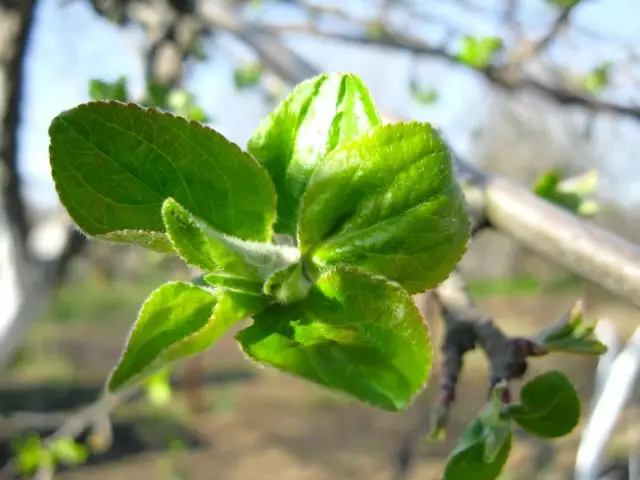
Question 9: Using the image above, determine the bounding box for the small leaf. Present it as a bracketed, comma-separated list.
[107, 282, 265, 392]
[162, 198, 299, 278]
[144, 368, 173, 407]
[233, 62, 262, 89]
[166, 89, 209, 123]
[50, 437, 89, 466]
[506, 370, 581, 438]
[49, 102, 277, 251]
[583, 62, 612, 95]
[535, 301, 607, 355]
[236, 267, 432, 411]
[248, 73, 381, 236]
[410, 80, 439, 105]
[144, 81, 171, 109]
[263, 263, 312, 304]
[298, 122, 469, 294]
[89, 77, 128, 101]
[444, 385, 512, 480]
[545, 0, 580, 8]
[457, 36, 502, 69]
[13, 436, 53, 475]
[533, 169, 599, 218]
[444, 417, 512, 480]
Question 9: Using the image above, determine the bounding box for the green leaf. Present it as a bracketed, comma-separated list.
[107, 282, 265, 392]
[444, 418, 512, 480]
[444, 384, 512, 480]
[203, 273, 264, 296]
[162, 198, 299, 278]
[50, 437, 89, 466]
[89, 77, 128, 101]
[298, 122, 469, 294]
[13, 435, 54, 475]
[457, 36, 502, 69]
[535, 302, 607, 355]
[236, 267, 432, 411]
[533, 169, 599, 217]
[410, 80, 439, 105]
[166, 89, 209, 123]
[248, 73, 381, 236]
[143, 81, 171, 109]
[583, 62, 612, 96]
[263, 263, 312, 304]
[233, 62, 263, 89]
[506, 370, 581, 438]
[144, 368, 173, 407]
[545, 0, 580, 8]
[49, 102, 276, 251]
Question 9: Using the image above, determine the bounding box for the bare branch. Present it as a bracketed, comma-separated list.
[484, 176, 640, 309]
[529, 2, 579, 57]
[247, 20, 640, 121]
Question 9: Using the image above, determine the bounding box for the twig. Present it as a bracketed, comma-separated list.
[0, 391, 132, 480]
[392, 270, 543, 480]
[247, 20, 640, 122]
[529, 2, 580, 57]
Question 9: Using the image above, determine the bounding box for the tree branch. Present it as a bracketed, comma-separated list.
[249, 20, 640, 121]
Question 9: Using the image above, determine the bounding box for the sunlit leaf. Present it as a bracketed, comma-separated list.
[237, 267, 432, 411]
[248, 72, 381, 236]
[107, 282, 265, 392]
[49, 102, 276, 251]
[535, 302, 607, 355]
[457, 36, 502, 69]
[298, 122, 469, 294]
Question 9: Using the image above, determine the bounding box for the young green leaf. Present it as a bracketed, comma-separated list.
[236, 267, 432, 411]
[583, 62, 612, 96]
[262, 263, 312, 304]
[444, 384, 512, 480]
[248, 73, 381, 236]
[535, 302, 607, 355]
[166, 89, 209, 123]
[89, 77, 128, 101]
[13, 435, 54, 475]
[443, 417, 512, 480]
[533, 169, 599, 218]
[545, 0, 580, 8]
[203, 273, 264, 296]
[162, 198, 300, 278]
[298, 122, 469, 294]
[50, 437, 89, 467]
[107, 282, 265, 392]
[457, 36, 502, 69]
[234, 62, 263, 89]
[506, 370, 581, 438]
[49, 102, 276, 252]
[144, 368, 173, 407]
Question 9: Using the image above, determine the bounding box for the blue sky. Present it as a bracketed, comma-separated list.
[18, 0, 640, 208]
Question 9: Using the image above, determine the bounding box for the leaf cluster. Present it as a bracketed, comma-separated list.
[49, 73, 470, 410]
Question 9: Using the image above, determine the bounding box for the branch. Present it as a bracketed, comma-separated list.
[0, 391, 131, 480]
[483, 175, 640, 309]
[250, 21, 640, 122]
[394, 270, 547, 480]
